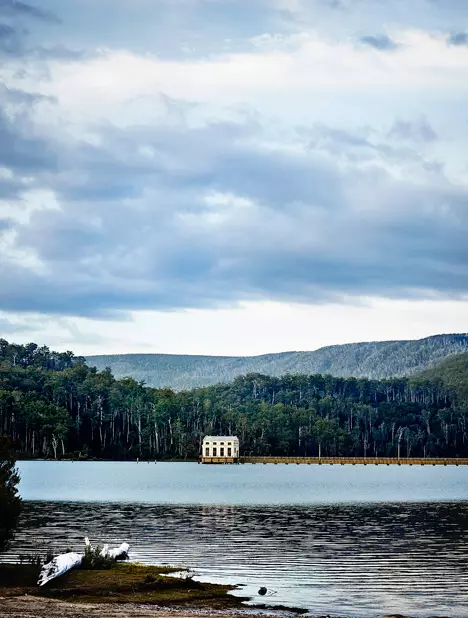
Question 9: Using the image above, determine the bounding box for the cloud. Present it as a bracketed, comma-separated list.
[0, 20, 84, 60]
[40, 30, 468, 131]
[448, 32, 468, 46]
[0, 217, 12, 230]
[0, 315, 37, 334]
[0, 85, 57, 199]
[0, 1, 82, 62]
[0, 102, 466, 318]
[359, 35, 399, 51]
[0, 21, 23, 54]
[0, 104, 57, 172]
[388, 117, 438, 143]
[32, 44, 86, 60]
[0, 2, 467, 325]
[0, 0, 60, 23]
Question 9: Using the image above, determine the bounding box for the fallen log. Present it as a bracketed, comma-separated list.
[37, 552, 83, 586]
[37, 539, 130, 586]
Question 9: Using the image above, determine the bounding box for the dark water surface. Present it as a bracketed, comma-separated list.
[8, 461, 468, 617]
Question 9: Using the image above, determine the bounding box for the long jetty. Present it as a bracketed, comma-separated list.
[239, 456, 468, 466]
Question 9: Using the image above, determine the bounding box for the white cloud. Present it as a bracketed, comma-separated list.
[1, 2, 468, 355]
[14, 29, 465, 131]
[3, 298, 468, 356]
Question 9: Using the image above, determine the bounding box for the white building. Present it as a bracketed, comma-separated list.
[202, 436, 239, 463]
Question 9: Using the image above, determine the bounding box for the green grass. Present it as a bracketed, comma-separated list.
[0, 563, 247, 608]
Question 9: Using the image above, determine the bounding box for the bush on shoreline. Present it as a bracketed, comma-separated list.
[81, 545, 115, 570]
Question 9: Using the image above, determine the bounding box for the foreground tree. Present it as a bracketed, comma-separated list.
[0, 436, 22, 551]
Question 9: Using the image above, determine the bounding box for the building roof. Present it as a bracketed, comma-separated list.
[203, 436, 239, 441]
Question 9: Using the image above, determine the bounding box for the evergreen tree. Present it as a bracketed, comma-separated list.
[0, 436, 22, 552]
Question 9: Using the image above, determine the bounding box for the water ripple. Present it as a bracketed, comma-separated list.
[5, 501, 468, 618]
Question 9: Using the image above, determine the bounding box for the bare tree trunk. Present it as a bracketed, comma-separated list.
[51, 434, 58, 459]
[154, 424, 160, 454]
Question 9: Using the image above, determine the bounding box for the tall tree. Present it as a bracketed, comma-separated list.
[0, 436, 22, 552]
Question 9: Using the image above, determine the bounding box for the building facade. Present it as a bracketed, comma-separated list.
[202, 436, 239, 463]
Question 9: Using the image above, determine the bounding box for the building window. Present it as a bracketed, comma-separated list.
[228, 442, 232, 446]
[205, 448, 210, 456]
[213, 447, 217, 456]
[220, 447, 225, 456]
[220, 442, 224, 445]
[227, 447, 232, 456]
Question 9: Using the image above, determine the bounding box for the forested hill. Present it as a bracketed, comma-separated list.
[1, 338, 468, 461]
[416, 352, 468, 402]
[87, 334, 468, 390]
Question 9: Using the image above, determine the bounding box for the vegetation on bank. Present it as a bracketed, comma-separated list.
[0, 436, 22, 552]
[0, 562, 246, 608]
[1, 339, 468, 460]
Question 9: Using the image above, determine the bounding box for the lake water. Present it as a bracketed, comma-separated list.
[7, 461, 468, 617]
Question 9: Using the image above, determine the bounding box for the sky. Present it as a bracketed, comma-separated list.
[0, 0, 467, 357]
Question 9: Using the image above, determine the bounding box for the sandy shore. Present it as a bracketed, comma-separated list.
[0, 597, 451, 618]
[0, 596, 299, 618]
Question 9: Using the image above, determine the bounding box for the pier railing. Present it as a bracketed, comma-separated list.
[238, 456, 468, 466]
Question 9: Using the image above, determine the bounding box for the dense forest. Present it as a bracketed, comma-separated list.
[1, 339, 468, 461]
[87, 333, 468, 389]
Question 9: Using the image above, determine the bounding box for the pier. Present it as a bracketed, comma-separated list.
[238, 456, 468, 466]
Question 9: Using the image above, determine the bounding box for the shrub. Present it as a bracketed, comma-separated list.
[81, 544, 114, 570]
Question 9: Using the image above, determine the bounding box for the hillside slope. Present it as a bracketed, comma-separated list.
[416, 351, 468, 401]
[87, 333, 468, 390]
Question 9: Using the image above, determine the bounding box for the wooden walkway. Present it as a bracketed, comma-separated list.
[239, 456, 468, 466]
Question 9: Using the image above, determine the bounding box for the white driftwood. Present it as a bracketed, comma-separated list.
[103, 542, 130, 560]
[37, 538, 130, 586]
[37, 552, 83, 586]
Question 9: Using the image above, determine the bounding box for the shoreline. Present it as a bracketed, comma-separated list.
[0, 563, 453, 618]
[0, 597, 306, 618]
[0, 563, 307, 617]
[0, 596, 453, 618]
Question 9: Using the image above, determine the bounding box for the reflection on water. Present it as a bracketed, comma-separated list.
[6, 501, 468, 618]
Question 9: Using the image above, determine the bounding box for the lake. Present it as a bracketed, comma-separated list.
[7, 461, 468, 617]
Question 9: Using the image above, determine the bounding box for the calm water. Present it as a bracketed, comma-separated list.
[8, 461, 468, 617]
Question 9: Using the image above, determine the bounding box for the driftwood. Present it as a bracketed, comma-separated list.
[37, 539, 130, 586]
[101, 542, 130, 559]
[37, 552, 83, 586]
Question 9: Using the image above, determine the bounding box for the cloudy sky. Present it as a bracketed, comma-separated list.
[0, 0, 467, 356]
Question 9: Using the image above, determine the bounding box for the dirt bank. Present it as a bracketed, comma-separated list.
[0, 597, 453, 618]
[0, 596, 291, 618]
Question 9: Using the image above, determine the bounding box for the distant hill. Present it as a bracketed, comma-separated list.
[86, 333, 468, 390]
[416, 351, 468, 402]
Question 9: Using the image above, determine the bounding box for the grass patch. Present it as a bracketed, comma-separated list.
[0, 563, 248, 609]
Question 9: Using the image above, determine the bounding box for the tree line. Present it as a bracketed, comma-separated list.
[1, 339, 468, 460]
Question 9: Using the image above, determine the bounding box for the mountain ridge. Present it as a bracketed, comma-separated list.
[86, 333, 468, 390]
